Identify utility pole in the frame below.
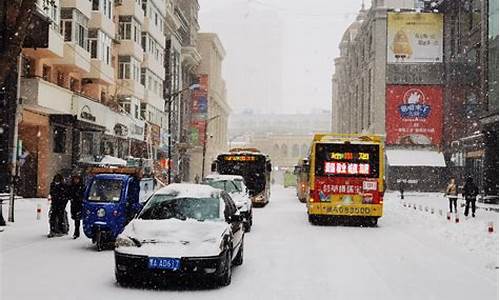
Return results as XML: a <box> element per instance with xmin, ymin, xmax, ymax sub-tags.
<box><xmin>167</xmin><ymin>94</ymin><xmax>173</xmax><ymax>184</ymax></box>
<box><xmin>165</xmin><ymin>83</ymin><xmax>200</xmax><ymax>184</ymax></box>
<box><xmin>201</xmin><ymin>115</ymin><xmax>220</xmax><ymax>179</ymax></box>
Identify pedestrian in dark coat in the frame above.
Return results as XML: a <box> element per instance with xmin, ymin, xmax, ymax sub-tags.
<box><xmin>445</xmin><ymin>178</ymin><xmax>458</xmax><ymax>214</ymax></box>
<box><xmin>69</xmin><ymin>175</ymin><xmax>85</xmax><ymax>239</ymax></box>
<box><xmin>48</xmin><ymin>174</ymin><xmax>68</xmax><ymax>237</ymax></box>
<box><xmin>462</xmin><ymin>177</ymin><xmax>479</xmax><ymax>217</ymax></box>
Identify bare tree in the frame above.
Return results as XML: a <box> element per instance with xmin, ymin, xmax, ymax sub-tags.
<box><xmin>0</xmin><ymin>0</ymin><xmax>37</xmax><ymax>84</ymax></box>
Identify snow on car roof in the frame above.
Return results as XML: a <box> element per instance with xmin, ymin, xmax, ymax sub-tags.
<box><xmin>155</xmin><ymin>183</ymin><xmax>220</xmax><ymax>198</ymax></box>
<box><xmin>205</xmin><ymin>174</ymin><xmax>244</xmax><ymax>181</ymax></box>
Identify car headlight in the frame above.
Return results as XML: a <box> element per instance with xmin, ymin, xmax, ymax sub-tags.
<box><xmin>115</xmin><ymin>236</ymin><xmax>135</xmax><ymax>248</ymax></box>
<box><xmin>97</xmin><ymin>208</ymin><xmax>106</xmax><ymax>218</ymax></box>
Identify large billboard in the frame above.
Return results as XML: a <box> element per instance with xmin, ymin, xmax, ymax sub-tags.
<box><xmin>387</xmin><ymin>12</ymin><xmax>443</xmax><ymax>63</ymax></box>
<box><xmin>386</xmin><ymin>85</ymin><xmax>443</xmax><ymax>145</ymax></box>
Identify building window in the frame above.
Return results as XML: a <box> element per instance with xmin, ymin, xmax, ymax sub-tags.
<box><xmin>53</xmin><ymin>126</ymin><xmax>66</xmax><ymax>153</ymax></box>
<box><xmin>135</xmin><ymin>104</ymin><xmax>139</xmax><ymax>119</ymax></box>
<box><xmin>118</xmin><ymin>56</ymin><xmax>141</xmax><ymax>83</ymax></box>
<box><xmin>89</xmin><ymin>30</ymin><xmax>113</xmax><ymax>64</ymax></box>
<box><xmin>57</xmin><ymin>71</ymin><xmax>65</xmax><ymax>87</ymax></box>
<box><xmin>119</xmin><ymin>16</ymin><xmax>141</xmax><ymax>43</ymax></box>
<box><xmin>42</xmin><ymin>65</ymin><xmax>51</xmax><ymax>81</ymax></box>
<box><xmin>60</xmin><ymin>8</ymin><xmax>88</xmax><ymax>50</ymax></box>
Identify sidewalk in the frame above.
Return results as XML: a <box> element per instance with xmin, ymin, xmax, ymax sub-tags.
<box><xmin>393</xmin><ymin>191</ymin><xmax>499</xmax><ymax>213</ymax></box>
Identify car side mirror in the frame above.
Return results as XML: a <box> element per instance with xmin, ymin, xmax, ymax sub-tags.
<box><xmin>211</xmin><ymin>162</ymin><xmax>216</xmax><ymax>172</ymax></box>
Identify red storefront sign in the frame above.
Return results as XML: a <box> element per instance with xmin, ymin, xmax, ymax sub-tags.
<box><xmin>386</xmin><ymin>85</ymin><xmax>443</xmax><ymax>145</ymax></box>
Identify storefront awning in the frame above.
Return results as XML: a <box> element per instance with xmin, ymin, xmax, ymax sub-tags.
<box><xmin>386</xmin><ymin>149</ymin><xmax>446</xmax><ymax>167</ymax></box>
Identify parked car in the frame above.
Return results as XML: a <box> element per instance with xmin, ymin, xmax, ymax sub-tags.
<box><xmin>114</xmin><ymin>183</ymin><xmax>244</xmax><ymax>287</ymax></box>
<box><xmin>203</xmin><ymin>174</ymin><xmax>253</xmax><ymax>232</ymax></box>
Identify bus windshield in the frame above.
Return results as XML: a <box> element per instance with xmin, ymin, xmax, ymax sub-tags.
<box><xmin>315</xmin><ymin>143</ymin><xmax>380</xmax><ymax>178</ymax></box>
<box><xmin>217</xmin><ymin>155</ymin><xmax>267</xmax><ymax>196</ymax></box>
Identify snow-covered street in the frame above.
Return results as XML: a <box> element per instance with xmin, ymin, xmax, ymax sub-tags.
<box><xmin>1</xmin><ymin>186</ymin><xmax>498</xmax><ymax>300</ymax></box>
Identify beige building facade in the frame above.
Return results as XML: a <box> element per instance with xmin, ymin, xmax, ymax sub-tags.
<box><xmin>248</xmin><ymin>135</ymin><xmax>312</xmax><ymax>169</ymax></box>
<box><xmin>331</xmin><ymin>0</ymin><xmax>417</xmax><ymax>135</ymax></box>
<box><xmin>190</xmin><ymin>33</ymin><xmax>230</xmax><ymax>180</ymax></box>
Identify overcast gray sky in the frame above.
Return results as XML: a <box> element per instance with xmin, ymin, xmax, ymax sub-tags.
<box><xmin>198</xmin><ymin>0</ymin><xmax>365</xmax><ymax>114</ymax></box>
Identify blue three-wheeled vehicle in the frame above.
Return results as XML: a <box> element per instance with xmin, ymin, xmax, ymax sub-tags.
<box><xmin>82</xmin><ymin>167</ymin><xmax>154</xmax><ymax>251</ymax></box>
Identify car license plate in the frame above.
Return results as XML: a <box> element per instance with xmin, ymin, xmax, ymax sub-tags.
<box><xmin>148</xmin><ymin>257</ymin><xmax>181</xmax><ymax>271</ymax></box>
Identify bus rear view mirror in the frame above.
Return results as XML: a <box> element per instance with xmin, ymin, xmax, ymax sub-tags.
<box><xmin>267</xmin><ymin>164</ymin><xmax>272</xmax><ymax>172</ymax></box>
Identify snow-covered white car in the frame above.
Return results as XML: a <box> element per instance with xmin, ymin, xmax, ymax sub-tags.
<box><xmin>114</xmin><ymin>183</ymin><xmax>244</xmax><ymax>287</ymax></box>
<box><xmin>203</xmin><ymin>174</ymin><xmax>253</xmax><ymax>232</ymax></box>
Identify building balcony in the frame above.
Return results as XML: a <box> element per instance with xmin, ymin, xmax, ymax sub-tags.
<box><xmin>181</xmin><ymin>46</ymin><xmax>201</xmax><ymax>69</ymax></box>
<box><xmin>165</xmin><ymin>3</ymin><xmax>181</xmax><ymax>34</ymax></box>
<box><xmin>47</xmin><ymin>43</ymin><xmax>91</xmax><ymax>73</ymax></box>
<box><xmin>23</xmin><ymin>23</ymin><xmax>64</xmax><ymax>59</ymax></box>
<box><xmin>117</xmin><ymin>40</ymin><xmax>144</xmax><ymax>61</ymax></box>
<box><xmin>116</xmin><ymin>0</ymin><xmax>145</xmax><ymax>25</ymax></box>
<box><xmin>60</xmin><ymin>0</ymin><xmax>92</xmax><ymax>18</ymax></box>
<box><xmin>20</xmin><ymin>78</ymin><xmax>74</xmax><ymax>114</ymax></box>
<box><xmin>143</xmin><ymin>89</ymin><xmax>165</xmax><ymax>113</ymax></box>
<box><xmin>143</xmin><ymin>18</ymin><xmax>166</xmax><ymax>48</ymax></box>
<box><xmin>117</xmin><ymin>79</ymin><xmax>145</xmax><ymax>100</ymax></box>
<box><xmin>86</xmin><ymin>59</ymin><xmax>115</xmax><ymax>85</ymax></box>
<box><xmin>142</xmin><ymin>54</ymin><xmax>166</xmax><ymax>80</ymax></box>
<box><xmin>89</xmin><ymin>11</ymin><xmax>116</xmax><ymax>37</ymax></box>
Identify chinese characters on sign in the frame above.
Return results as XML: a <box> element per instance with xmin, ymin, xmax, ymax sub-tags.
<box><xmin>324</xmin><ymin>162</ymin><xmax>370</xmax><ymax>175</ymax></box>
<box><xmin>330</xmin><ymin>152</ymin><xmax>370</xmax><ymax>161</ymax></box>
<box><xmin>387</xmin><ymin>12</ymin><xmax>443</xmax><ymax>63</ymax></box>
<box><xmin>320</xmin><ymin>184</ymin><xmax>362</xmax><ymax>194</ymax></box>
<box><xmin>386</xmin><ymin>85</ymin><xmax>443</xmax><ymax>145</ymax></box>
<box><xmin>223</xmin><ymin>156</ymin><xmax>257</xmax><ymax>162</ymax></box>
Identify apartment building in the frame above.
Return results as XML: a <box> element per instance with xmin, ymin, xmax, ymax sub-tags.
<box><xmin>17</xmin><ymin>0</ymin><xmax>167</xmax><ymax>197</ymax></box>
<box><xmin>171</xmin><ymin>0</ymin><xmax>201</xmax><ymax>181</ymax></box>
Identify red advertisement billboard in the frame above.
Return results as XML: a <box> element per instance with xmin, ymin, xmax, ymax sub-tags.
<box><xmin>191</xmin><ymin>74</ymin><xmax>208</xmax><ymax>114</ymax></box>
<box><xmin>386</xmin><ymin>85</ymin><xmax>443</xmax><ymax>145</ymax></box>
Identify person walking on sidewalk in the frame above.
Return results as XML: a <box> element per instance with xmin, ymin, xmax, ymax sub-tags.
<box><xmin>69</xmin><ymin>175</ymin><xmax>85</xmax><ymax>239</ymax></box>
<box><xmin>462</xmin><ymin>177</ymin><xmax>479</xmax><ymax>218</ymax></box>
<box><xmin>445</xmin><ymin>178</ymin><xmax>459</xmax><ymax>214</ymax></box>
<box><xmin>48</xmin><ymin>174</ymin><xmax>68</xmax><ymax>237</ymax></box>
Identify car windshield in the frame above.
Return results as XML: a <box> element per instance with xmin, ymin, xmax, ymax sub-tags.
<box><xmin>138</xmin><ymin>195</ymin><xmax>221</xmax><ymax>221</ymax></box>
<box><xmin>87</xmin><ymin>179</ymin><xmax>123</xmax><ymax>202</ymax></box>
<box><xmin>204</xmin><ymin>180</ymin><xmax>240</xmax><ymax>194</ymax></box>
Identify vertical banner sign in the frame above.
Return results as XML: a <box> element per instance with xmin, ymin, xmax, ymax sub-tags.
<box><xmin>191</xmin><ymin>74</ymin><xmax>209</xmax><ymax>146</ymax></box>
<box><xmin>386</xmin><ymin>85</ymin><xmax>443</xmax><ymax>145</ymax></box>
<box><xmin>387</xmin><ymin>12</ymin><xmax>443</xmax><ymax>63</ymax></box>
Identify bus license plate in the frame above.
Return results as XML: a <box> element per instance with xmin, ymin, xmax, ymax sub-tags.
<box><xmin>148</xmin><ymin>257</ymin><xmax>181</xmax><ymax>271</ymax></box>
<box><xmin>327</xmin><ymin>206</ymin><xmax>373</xmax><ymax>215</ymax></box>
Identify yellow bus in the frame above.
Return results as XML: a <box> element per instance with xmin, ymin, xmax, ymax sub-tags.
<box><xmin>306</xmin><ymin>134</ymin><xmax>385</xmax><ymax>226</ymax></box>
<box><xmin>294</xmin><ymin>158</ymin><xmax>309</xmax><ymax>203</ymax></box>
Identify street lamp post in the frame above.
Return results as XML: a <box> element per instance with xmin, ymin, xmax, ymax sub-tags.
<box><xmin>165</xmin><ymin>83</ymin><xmax>200</xmax><ymax>184</ymax></box>
<box><xmin>201</xmin><ymin>115</ymin><xmax>220</xmax><ymax>179</ymax></box>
